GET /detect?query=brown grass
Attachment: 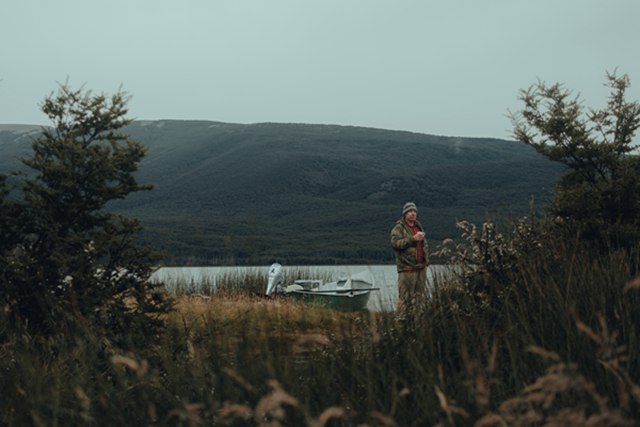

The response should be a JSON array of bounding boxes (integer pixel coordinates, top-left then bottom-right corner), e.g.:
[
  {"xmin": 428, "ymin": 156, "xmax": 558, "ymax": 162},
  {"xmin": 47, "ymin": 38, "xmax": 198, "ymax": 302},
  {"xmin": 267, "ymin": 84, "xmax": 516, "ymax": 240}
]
[{"xmin": 169, "ymin": 293, "xmax": 374, "ymax": 361}]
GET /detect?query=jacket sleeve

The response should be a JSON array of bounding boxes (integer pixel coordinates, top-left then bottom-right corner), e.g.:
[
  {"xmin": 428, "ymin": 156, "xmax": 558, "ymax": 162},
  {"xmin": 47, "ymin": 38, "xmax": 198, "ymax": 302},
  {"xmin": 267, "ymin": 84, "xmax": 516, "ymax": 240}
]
[
  {"xmin": 422, "ymin": 238, "xmax": 430, "ymax": 264},
  {"xmin": 390, "ymin": 224, "xmax": 413, "ymax": 250}
]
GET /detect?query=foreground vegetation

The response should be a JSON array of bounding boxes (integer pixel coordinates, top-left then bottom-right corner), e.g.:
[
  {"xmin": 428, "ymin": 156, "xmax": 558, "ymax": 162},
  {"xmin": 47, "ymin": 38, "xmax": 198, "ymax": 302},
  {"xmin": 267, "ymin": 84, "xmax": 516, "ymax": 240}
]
[{"xmin": 2, "ymin": 236, "xmax": 639, "ymax": 426}]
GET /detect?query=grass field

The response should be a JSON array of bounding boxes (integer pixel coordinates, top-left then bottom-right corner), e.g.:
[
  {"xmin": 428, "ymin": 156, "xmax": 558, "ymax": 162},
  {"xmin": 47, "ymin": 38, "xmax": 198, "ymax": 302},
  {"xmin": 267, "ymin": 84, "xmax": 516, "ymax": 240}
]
[{"xmin": 2, "ymin": 236, "xmax": 639, "ymax": 426}]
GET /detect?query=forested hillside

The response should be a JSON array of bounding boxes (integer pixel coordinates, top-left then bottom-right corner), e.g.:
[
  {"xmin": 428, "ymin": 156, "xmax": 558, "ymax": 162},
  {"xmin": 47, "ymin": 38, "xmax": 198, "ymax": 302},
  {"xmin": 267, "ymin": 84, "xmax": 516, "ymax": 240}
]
[{"xmin": 0, "ymin": 121, "xmax": 564, "ymax": 264}]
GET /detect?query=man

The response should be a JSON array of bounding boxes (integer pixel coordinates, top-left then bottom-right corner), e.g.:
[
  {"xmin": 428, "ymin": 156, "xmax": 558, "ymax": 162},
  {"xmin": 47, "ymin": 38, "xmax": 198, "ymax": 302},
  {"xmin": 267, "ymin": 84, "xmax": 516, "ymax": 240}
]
[{"xmin": 390, "ymin": 202, "xmax": 429, "ymax": 320}]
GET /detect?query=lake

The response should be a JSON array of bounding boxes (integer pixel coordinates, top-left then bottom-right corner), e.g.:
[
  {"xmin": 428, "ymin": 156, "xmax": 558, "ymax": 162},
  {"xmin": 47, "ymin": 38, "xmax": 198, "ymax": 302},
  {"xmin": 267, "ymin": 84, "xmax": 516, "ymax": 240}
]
[{"xmin": 150, "ymin": 264, "xmax": 450, "ymax": 311}]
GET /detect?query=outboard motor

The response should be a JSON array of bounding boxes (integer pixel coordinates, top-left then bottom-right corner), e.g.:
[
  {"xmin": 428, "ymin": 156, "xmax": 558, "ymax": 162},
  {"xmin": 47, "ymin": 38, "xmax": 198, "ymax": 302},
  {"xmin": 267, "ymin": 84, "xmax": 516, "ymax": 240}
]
[{"xmin": 265, "ymin": 263, "xmax": 283, "ymax": 296}]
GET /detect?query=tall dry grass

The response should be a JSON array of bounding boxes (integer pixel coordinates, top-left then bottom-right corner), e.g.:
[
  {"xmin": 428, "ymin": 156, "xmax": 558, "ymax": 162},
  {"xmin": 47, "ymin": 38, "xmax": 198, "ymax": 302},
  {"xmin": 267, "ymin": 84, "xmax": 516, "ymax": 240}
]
[{"xmin": 1, "ymin": 229, "xmax": 639, "ymax": 426}]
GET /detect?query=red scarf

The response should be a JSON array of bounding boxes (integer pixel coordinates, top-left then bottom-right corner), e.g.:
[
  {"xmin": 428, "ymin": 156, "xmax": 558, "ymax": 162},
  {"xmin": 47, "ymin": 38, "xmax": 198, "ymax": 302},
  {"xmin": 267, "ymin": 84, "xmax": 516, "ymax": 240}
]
[{"xmin": 405, "ymin": 220, "xmax": 425, "ymax": 268}]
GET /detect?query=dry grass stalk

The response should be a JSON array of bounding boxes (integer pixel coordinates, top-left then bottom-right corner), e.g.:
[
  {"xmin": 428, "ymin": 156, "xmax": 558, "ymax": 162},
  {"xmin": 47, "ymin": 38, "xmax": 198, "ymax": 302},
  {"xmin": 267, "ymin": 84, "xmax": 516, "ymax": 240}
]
[
  {"xmin": 254, "ymin": 380, "xmax": 300, "ymax": 425},
  {"xmin": 527, "ymin": 345, "xmax": 561, "ymax": 363},
  {"xmin": 623, "ymin": 276, "xmax": 640, "ymax": 292},
  {"xmin": 218, "ymin": 402, "xmax": 253, "ymax": 425},
  {"xmin": 223, "ymin": 367, "xmax": 257, "ymax": 394},
  {"xmin": 110, "ymin": 354, "xmax": 148, "ymax": 378},
  {"xmin": 166, "ymin": 403, "xmax": 204, "ymax": 427},
  {"xmin": 309, "ymin": 406, "xmax": 346, "ymax": 427},
  {"xmin": 461, "ymin": 340, "xmax": 500, "ymax": 410},
  {"xmin": 74, "ymin": 385, "xmax": 93, "ymax": 422},
  {"xmin": 576, "ymin": 315, "xmax": 627, "ymax": 367},
  {"xmin": 435, "ymin": 385, "xmax": 470, "ymax": 426}
]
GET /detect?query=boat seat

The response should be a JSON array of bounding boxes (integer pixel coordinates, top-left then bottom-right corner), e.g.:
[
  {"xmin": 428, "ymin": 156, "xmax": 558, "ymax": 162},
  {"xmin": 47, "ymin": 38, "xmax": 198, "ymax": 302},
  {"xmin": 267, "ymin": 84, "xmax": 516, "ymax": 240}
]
[
  {"xmin": 336, "ymin": 278, "xmax": 352, "ymax": 288},
  {"xmin": 294, "ymin": 279, "xmax": 323, "ymax": 290},
  {"xmin": 285, "ymin": 284, "xmax": 303, "ymax": 293}
]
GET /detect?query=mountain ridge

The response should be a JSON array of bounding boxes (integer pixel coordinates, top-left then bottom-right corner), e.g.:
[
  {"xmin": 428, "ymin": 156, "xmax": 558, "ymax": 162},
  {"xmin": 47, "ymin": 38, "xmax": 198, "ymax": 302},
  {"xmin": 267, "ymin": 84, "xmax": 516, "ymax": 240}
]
[{"xmin": 0, "ymin": 120, "xmax": 564, "ymax": 264}]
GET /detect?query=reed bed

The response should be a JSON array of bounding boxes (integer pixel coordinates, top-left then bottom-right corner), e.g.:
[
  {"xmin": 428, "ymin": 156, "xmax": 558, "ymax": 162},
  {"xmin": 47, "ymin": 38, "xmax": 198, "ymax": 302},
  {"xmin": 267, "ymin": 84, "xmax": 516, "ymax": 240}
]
[
  {"xmin": 1, "ymin": 240, "xmax": 639, "ymax": 426},
  {"xmin": 163, "ymin": 267, "xmax": 336, "ymax": 296}
]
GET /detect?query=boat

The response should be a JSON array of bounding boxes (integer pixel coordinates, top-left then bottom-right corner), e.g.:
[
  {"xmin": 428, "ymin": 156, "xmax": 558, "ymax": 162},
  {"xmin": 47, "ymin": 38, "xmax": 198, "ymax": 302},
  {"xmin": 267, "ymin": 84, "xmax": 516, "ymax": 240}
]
[{"xmin": 265, "ymin": 263, "xmax": 377, "ymax": 311}]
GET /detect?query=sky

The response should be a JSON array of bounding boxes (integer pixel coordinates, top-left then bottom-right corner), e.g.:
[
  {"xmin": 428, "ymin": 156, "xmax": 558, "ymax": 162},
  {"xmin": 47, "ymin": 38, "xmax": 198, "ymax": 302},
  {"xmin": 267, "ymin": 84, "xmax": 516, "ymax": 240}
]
[{"xmin": 1, "ymin": 0, "xmax": 639, "ymax": 140}]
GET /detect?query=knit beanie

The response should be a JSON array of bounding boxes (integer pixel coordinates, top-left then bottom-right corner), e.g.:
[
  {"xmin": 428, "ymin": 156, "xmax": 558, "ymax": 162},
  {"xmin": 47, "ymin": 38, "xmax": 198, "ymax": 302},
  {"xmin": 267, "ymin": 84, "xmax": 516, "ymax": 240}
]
[{"xmin": 402, "ymin": 202, "xmax": 417, "ymax": 215}]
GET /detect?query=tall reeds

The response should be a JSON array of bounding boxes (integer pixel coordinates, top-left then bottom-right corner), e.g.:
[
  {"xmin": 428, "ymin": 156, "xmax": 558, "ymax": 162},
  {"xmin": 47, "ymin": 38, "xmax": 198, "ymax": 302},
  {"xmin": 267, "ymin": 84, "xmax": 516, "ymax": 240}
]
[
  {"xmin": 1, "ymin": 231, "xmax": 639, "ymax": 426},
  {"xmin": 162, "ymin": 266, "xmax": 335, "ymax": 296}
]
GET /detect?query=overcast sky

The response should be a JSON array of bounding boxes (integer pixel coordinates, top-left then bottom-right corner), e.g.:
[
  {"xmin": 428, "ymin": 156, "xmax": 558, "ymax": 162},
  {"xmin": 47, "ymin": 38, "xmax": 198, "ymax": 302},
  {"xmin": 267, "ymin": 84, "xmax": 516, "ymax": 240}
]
[{"xmin": 1, "ymin": 0, "xmax": 639, "ymax": 139}]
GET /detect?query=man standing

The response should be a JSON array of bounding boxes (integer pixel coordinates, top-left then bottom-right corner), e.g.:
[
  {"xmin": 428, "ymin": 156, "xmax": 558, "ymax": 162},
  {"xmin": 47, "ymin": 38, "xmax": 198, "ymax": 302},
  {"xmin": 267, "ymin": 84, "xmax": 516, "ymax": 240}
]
[{"xmin": 390, "ymin": 202, "xmax": 429, "ymax": 320}]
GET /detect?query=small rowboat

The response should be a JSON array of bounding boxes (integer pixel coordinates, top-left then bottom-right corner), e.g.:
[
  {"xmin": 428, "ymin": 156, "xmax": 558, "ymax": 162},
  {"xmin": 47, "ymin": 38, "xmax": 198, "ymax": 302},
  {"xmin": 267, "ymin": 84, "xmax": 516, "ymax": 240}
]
[{"xmin": 265, "ymin": 263, "xmax": 377, "ymax": 311}]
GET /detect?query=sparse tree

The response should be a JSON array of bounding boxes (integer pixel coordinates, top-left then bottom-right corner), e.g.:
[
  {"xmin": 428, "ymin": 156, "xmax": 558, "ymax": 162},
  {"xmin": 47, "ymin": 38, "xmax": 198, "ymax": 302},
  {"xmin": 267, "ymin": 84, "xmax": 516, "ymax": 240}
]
[
  {"xmin": 0, "ymin": 84, "xmax": 172, "ymax": 345},
  {"xmin": 510, "ymin": 71, "xmax": 640, "ymax": 247}
]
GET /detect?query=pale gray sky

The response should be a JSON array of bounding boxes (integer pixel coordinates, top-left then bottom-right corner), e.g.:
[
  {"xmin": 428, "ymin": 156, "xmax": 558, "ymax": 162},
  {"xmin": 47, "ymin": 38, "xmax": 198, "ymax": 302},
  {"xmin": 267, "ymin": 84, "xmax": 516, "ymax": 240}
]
[{"xmin": 1, "ymin": 0, "xmax": 638, "ymax": 139}]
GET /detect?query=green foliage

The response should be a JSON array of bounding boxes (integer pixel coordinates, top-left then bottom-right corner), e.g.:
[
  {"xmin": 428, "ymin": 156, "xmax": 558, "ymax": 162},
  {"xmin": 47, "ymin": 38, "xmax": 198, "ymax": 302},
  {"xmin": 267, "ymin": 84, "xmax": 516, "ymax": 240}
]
[
  {"xmin": 511, "ymin": 71, "xmax": 640, "ymax": 248},
  {"xmin": 0, "ymin": 84, "xmax": 172, "ymax": 345}
]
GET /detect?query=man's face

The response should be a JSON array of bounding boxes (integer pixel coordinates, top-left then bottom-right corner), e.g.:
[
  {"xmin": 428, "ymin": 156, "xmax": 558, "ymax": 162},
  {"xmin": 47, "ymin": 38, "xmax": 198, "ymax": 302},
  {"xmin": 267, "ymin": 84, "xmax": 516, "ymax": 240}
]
[{"xmin": 404, "ymin": 209, "xmax": 417, "ymax": 222}]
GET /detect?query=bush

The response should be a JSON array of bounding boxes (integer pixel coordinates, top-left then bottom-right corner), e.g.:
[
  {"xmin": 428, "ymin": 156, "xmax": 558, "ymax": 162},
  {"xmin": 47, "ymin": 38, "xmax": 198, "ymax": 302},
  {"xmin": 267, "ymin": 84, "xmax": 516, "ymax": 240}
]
[
  {"xmin": 0, "ymin": 84, "xmax": 172, "ymax": 347},
  {"xmin": 510, "ymin": 71, "xmax": 640, "ymax": 249}
]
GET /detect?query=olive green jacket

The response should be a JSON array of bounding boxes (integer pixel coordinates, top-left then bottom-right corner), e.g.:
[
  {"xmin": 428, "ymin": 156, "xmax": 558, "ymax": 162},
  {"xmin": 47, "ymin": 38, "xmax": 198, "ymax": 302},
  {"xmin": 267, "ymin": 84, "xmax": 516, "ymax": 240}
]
[{"xmin": 390, "ymin": 218, "xmax": 429, "ymax": 273}]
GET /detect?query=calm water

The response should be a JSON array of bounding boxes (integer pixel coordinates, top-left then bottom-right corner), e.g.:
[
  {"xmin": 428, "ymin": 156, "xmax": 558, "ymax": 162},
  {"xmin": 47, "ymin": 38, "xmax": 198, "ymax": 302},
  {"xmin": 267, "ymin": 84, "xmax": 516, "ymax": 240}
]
[{"xmin": 150, "ymin": 264, "xmax": 449, "ymax": 311}]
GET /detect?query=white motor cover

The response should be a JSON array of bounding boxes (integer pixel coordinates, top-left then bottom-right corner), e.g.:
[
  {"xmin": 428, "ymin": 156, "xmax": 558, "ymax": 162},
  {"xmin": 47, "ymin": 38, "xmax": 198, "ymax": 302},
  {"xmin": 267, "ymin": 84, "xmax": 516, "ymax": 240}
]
[{"xmin": 265, "ymin": 263, "xmax": 283, "ymax": 296}]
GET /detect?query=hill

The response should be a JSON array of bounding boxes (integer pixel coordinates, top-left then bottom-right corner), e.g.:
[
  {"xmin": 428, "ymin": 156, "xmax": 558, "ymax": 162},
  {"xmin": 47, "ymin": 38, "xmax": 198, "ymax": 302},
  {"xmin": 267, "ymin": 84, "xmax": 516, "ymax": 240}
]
[{"xmin": 0, "ymin": 120, "xmax": 564, "ymax": 264}]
